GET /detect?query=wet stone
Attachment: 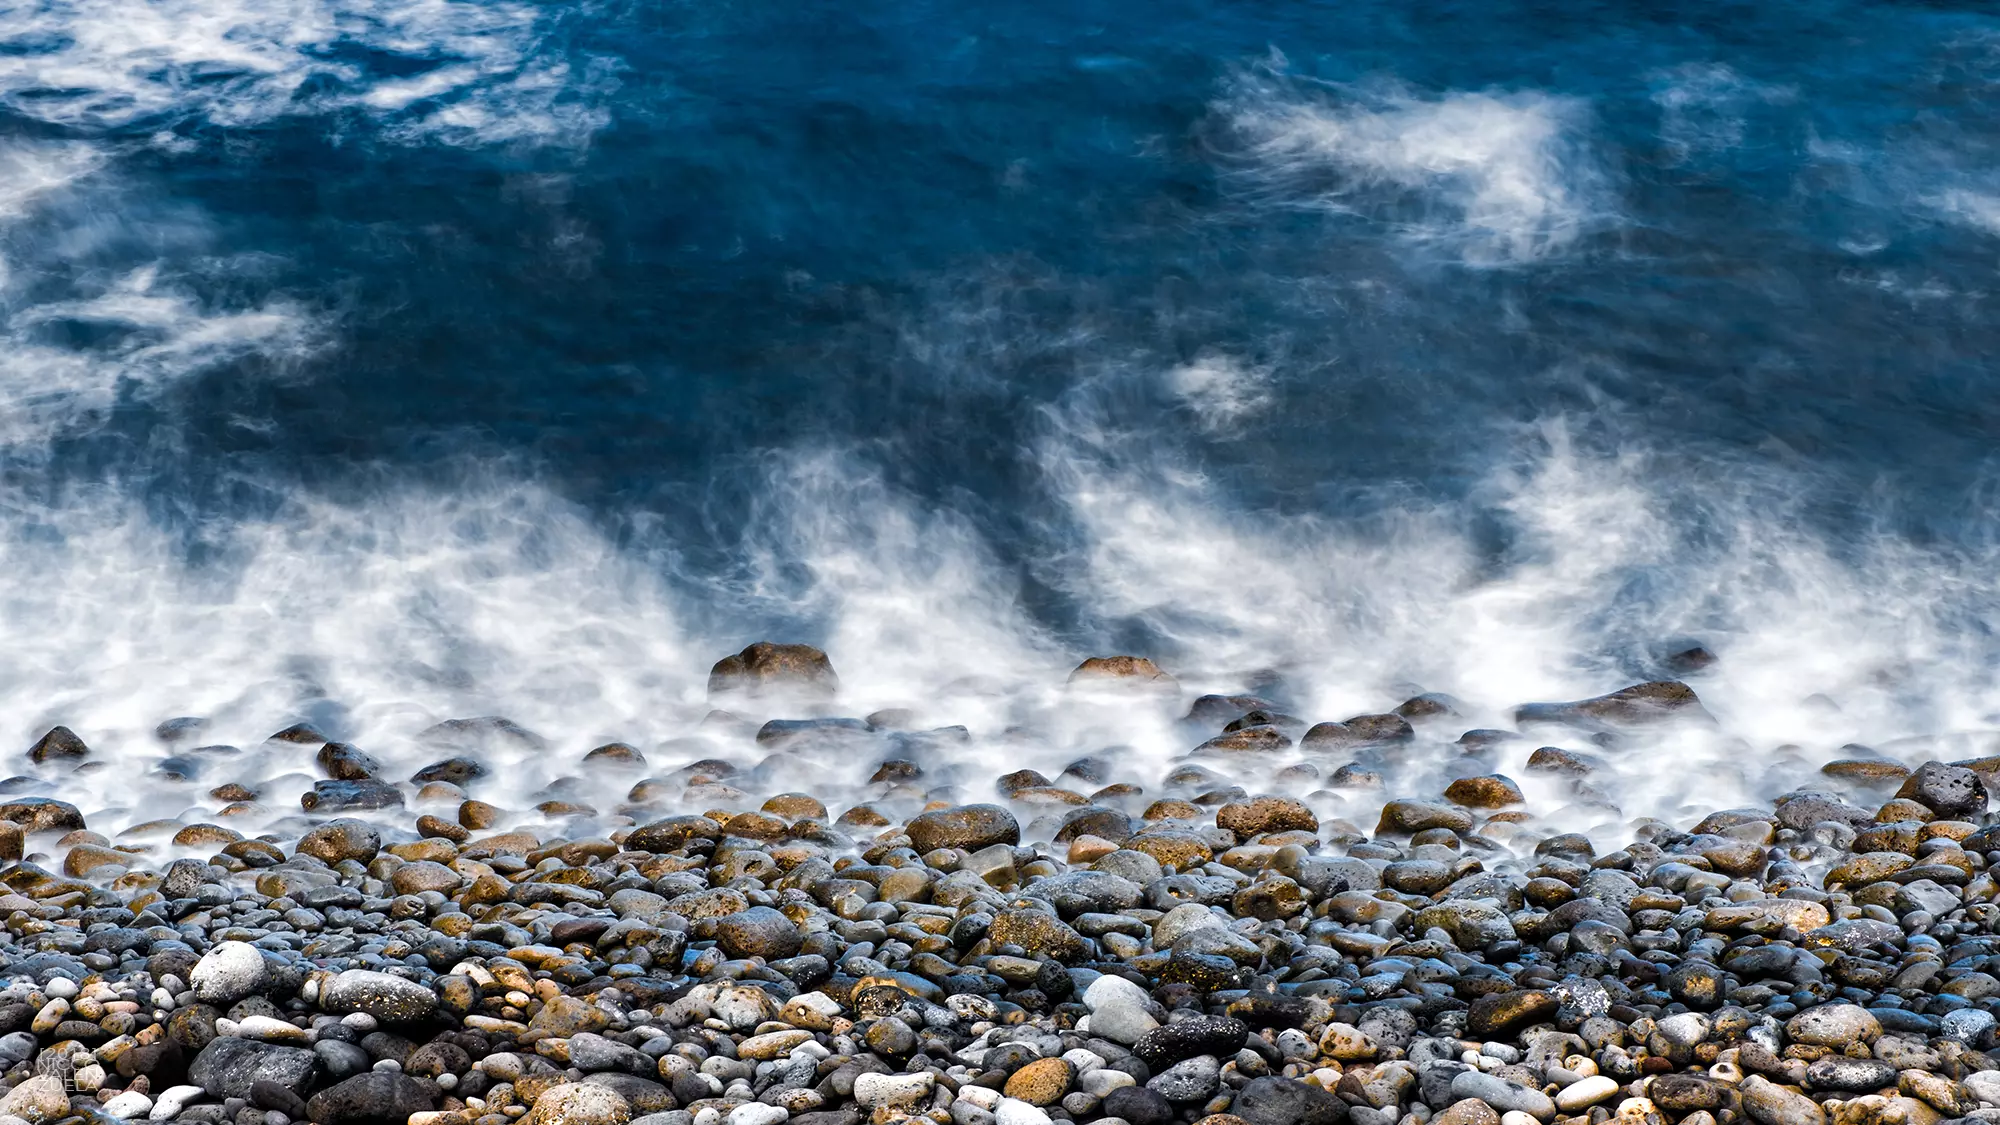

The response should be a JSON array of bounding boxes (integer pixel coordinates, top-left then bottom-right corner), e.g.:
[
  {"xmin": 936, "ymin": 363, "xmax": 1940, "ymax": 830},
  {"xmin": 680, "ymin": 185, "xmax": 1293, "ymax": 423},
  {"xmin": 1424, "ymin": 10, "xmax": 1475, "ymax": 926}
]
[
  {"xmin": 26, "ymin": 726, "xmax": 89, "ymax": 764},
  {"xmin": 1443, "ymin": 774, "xmax": 1525, "ymax": 807},
  {"xmin": 1215, "ymin": 796, "xmax": 1316, "ymax": 836},
  {"xmin": 1896, "ymin": 761, "xmax": 1988, "ymax": 819},
  {"xmin": 709, "ymin": 641, "xmax": 839, "ymax": 699},
  {"xmin": 906, "ymin": 803, "xmax": 1020, "ymax": 853},
  {"xmin": 714, "ymin": 906, "xmax": 803, "ymax": 960}
]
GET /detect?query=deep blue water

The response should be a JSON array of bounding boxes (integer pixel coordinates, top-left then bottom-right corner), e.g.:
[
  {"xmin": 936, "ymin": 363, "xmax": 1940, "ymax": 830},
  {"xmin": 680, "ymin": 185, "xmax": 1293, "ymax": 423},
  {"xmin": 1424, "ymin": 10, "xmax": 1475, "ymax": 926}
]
[{"xmin": 5, "ymin": 0, "xmax": 2000, "ymax": 796}]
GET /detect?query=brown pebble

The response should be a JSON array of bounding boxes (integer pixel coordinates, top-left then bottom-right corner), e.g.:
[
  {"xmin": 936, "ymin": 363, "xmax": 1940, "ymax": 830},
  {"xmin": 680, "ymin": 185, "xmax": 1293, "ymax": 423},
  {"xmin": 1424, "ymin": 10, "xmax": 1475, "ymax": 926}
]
[
  {"xmin": 172, "ymin": 824, "xmax": 242, "ymax": 847},
  {"xmin": 1216, "ymin": 796, "xmax": 1318, "ymax": 837},
  {"xmin": 1003, "ymin": 1058, "xmax": 1075, "ymax": 1106},
  {"xmin": 1068, "ymin": 655, "xmax": 1175, "ymax": 685},
  {"xmin": 724, "ymin": 812, "xmax": 789, "ymax": 840},
  {"xmin": 1066, "ymin": 835, "xmax": 1119, "ymax": 864},
  {"xmin": 418, "ymin": 815, "xmax": 470, "ymax": 842},
  {"xmin": 1443, "ymin": 775, "xmax": 1525, "ymax": 808},
  {"xmin": 459, "ymin": 800, "xmax": 502, "ymax": 829},
  {"xmin": 762, "ymin": 793, "xmax": 827, "ymax": 819}
]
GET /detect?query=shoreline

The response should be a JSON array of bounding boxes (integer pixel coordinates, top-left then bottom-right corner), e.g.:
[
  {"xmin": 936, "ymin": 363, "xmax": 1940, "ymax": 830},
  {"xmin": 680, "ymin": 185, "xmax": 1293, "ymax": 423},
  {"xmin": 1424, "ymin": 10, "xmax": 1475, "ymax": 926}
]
[{"xmin": 0, "ymin": 645, "xmax": 1997, "ymax": 1125}]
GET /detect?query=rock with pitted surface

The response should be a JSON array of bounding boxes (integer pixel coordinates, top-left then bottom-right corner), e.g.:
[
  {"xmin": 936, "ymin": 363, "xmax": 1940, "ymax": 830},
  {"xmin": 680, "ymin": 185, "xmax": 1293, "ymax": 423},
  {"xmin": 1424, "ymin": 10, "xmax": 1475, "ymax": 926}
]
[
  {"xmin": 1216, "ymin": 796, "xmax": 1317, "ymax": 836},
  {"xmin": 1896, "ymin": 760, "xmax": 1988, "ymax": 819},
  {"xmin": 320, "ymin": 969, "xmax": 437, "ymax": 1023},
  {"xmin": 189, "ymin": 1037, "xmax": 317, "ymax": 1100},
  {"xmin": 1134, "ymin": 1015, "xmax": 1248, "ymax": 1068},
  {"xmin": 525, "ymin": 1083, "xmax": 631, "ymax": 1125},
  {"xmin": 1807, "ymin": 1057, "xmax": 1898, "ymax": 1092},
  {"xmin": 1146, "ymin": 1055, "xmax": 1221, "ymax": 1103}
]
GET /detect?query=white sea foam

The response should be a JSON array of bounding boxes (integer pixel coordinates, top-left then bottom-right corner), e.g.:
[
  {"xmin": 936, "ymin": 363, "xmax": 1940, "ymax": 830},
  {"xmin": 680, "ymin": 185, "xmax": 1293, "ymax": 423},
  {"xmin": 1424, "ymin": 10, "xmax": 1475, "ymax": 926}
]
[
  {"xmin": 1649, "ymin": 63, "xmax": 1793, "ymax": 164},
  {"xmin": 0, "ymin": 146, "xmax": 320, "ymax": 447},
  {"xmin": 1165, "ymin": 354, "xmax": 1275, "ymax": 432},
  {"xmin": 4, "ymin": 410, "xmax": 1995, "ymax": 859},
  {"xmin": 1933, "ymin": 188, "xmax": 2000, "ymax": 237},
  {"xmin": 0, "ymin": 61, "xmax": 1995, "ymax": 866},
  {"xmin": 1220, "ymin": 65, "xmax": 1608, "ymax": 263},
  {"xmin": 0, "ymin": 0, "xmax": 617, "ymax": 147}
]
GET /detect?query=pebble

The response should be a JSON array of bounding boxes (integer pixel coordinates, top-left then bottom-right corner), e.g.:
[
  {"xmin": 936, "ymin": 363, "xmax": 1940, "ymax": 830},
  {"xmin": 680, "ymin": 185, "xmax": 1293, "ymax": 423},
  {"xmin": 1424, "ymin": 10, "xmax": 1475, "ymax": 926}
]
[
  {"xmin": 190, "ymin": 940, "xmax": 266, "ymax": 1004},
  {"xmin": 0, "ymin": 1077, "xmax": 66, "ymax": 1124},
  {"xmin": 4, "ymin": 661, "xmax": 2000, "ymax": 1125},
  {"xmin": 320, "ymin": 969, "xmax": 438, "ymax": 1023},
  {"xmin": 1555, "ymin": 1076, "xmax": 1620, "ymax": 1111},
  {"xmin": 525, "ymin": 1084, "xmax": 632, "ymax": 1125}
]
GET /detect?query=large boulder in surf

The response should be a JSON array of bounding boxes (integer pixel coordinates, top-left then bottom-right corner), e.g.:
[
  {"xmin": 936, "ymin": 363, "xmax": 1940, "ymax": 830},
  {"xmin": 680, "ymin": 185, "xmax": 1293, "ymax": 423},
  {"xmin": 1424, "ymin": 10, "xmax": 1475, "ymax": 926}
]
[
  {"xmin": 1514, "ymin": 681, "xmax": 1710, "ymax": 730},
  {"xmin": 708, "ymin": 642, "xmax": 839, "ymax": 700},
  {"xmin": 1069, "ymin": 656, "xmax": 1177, "ymax": 690}
]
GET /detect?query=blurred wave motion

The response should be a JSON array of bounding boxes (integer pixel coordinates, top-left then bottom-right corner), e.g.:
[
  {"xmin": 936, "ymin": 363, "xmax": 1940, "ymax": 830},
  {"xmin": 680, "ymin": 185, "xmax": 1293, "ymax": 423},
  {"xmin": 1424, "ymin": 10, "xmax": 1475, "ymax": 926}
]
[{"xmin": 0, "ymin": 0, "xmax": 1997, "ymax": 843}]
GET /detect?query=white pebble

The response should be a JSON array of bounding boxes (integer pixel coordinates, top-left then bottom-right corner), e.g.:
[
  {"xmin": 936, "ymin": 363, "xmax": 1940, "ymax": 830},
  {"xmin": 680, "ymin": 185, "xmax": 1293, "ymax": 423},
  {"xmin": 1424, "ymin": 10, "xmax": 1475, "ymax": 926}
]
[
  {"xmin": 190, "ymin": 942, "xmax": 266, "ymax": 1004},
  {"xmin": 995, "ymin": 1099, "xmax": 1053, "ymax": 1125},
  {"xmin": 956, "ymin": 1087, "xmax": 1001, "ymax": 1111},
  {"xmin": 43, "ymin": 979, "xmax": 77, "ymax": 1000},
  {"xmin": 149, "ymin": 1085, "xmax": 205, "ymax": 1122},
  {"xmin": 234, "ymin": 1016, "xmax": 310, "ymax": 1043},
  {"xmin": 1079, "ymin": 1069, "xmax": 1134, "ymax": 1098},
  {"xmin": 1557, "ymin": 1076, "xmax": 1622, "ymax": 1112},
  {"xmin": 436, "ymin": 1074, "xmax": 457, "ymax": 1091},
  {"xmin": 342, "ymin": 1011, "xmax": 379, "ymax": 1032},
  {"xmin": 1062, "ymin": 1049, "xmax": 1105, "ymax": 1074},
  {"xmin": 103, "ymin": 1091, "xmax": 152, "ymax": 1118}
]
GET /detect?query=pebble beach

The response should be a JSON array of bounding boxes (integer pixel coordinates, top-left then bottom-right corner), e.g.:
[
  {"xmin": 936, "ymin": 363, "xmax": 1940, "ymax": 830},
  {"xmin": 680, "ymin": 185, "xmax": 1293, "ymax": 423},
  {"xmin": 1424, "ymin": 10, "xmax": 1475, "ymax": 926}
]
[{"xmin": 2, "ymin": 644, "xmax": 1999, "ymax": 1125}]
